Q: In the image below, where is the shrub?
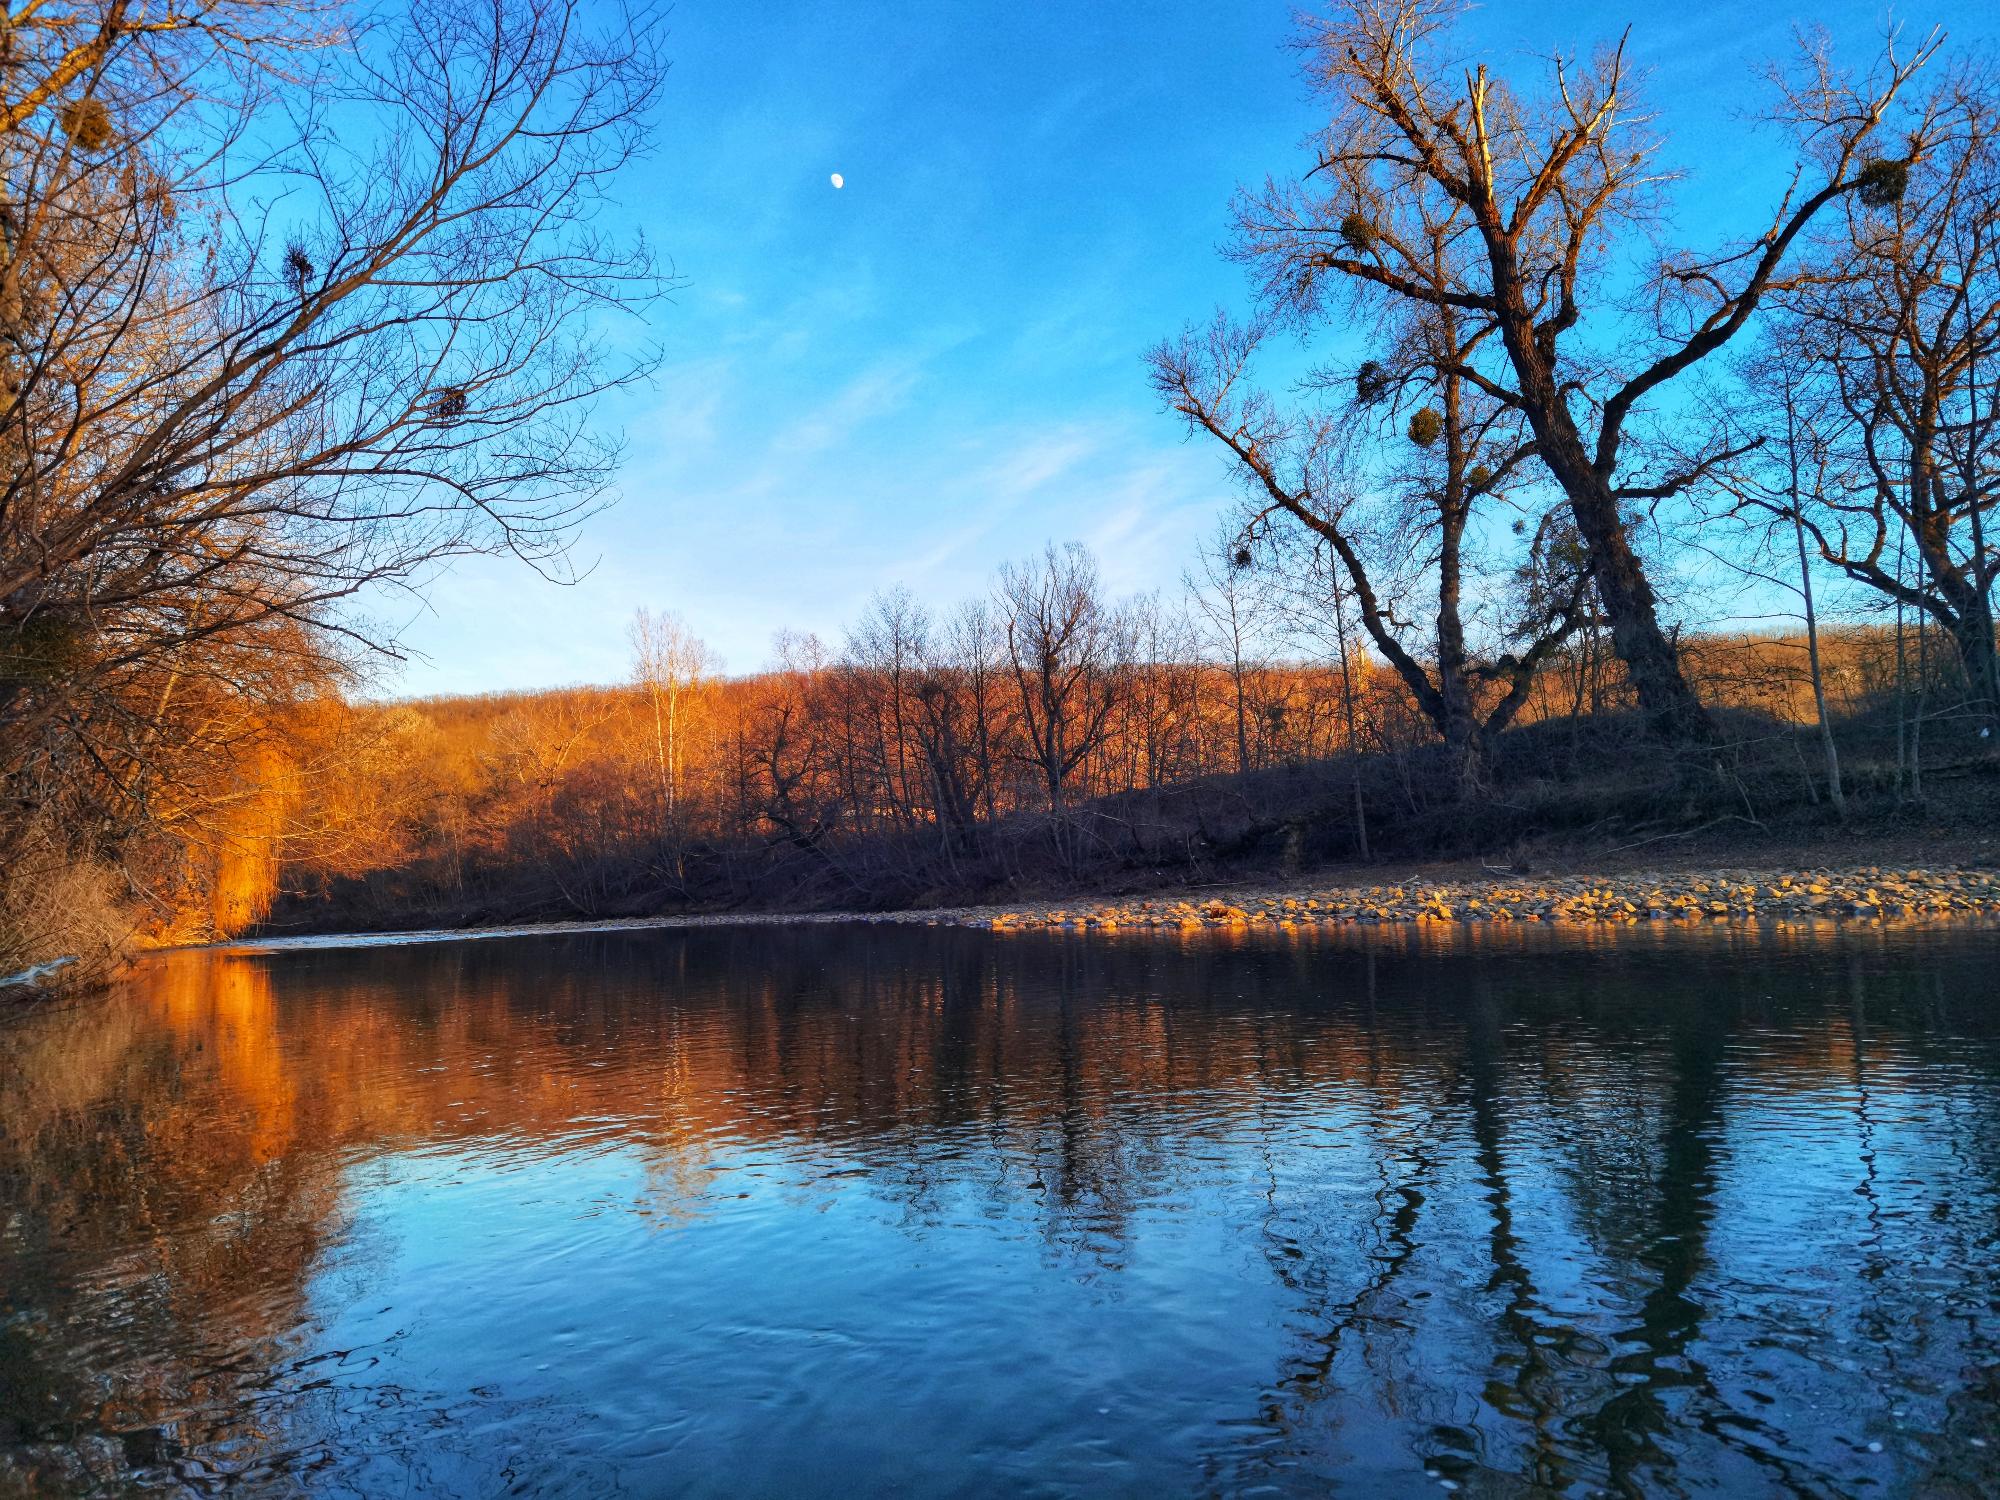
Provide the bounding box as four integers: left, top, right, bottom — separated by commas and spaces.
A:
0, 831, 133, 997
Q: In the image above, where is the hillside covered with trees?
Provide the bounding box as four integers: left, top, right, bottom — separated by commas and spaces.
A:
247, 561, 1990, 933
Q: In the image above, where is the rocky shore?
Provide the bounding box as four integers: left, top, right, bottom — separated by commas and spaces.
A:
960, 863, 2000, 933
216, 859, 2000, 957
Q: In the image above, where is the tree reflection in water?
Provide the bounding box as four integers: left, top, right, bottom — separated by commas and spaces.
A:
3, 923, 2000, 1496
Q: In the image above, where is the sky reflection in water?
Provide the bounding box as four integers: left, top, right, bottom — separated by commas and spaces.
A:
4, 922, 2000, 1497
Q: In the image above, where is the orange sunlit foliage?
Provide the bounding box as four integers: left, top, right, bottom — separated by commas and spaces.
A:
209, 617, 1945, 936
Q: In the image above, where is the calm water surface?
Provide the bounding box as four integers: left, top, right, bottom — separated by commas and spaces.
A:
4, 922, 2000, 1497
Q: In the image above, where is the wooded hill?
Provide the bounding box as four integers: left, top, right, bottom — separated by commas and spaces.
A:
241, 611, 1995, 936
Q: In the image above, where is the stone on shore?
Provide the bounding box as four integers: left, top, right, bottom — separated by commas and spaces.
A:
949, 864, 2000, 935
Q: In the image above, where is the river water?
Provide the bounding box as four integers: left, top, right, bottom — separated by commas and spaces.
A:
3, 922, 1998, 1497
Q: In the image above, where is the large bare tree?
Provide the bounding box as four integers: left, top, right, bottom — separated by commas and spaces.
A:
1220, 0, 1937, 742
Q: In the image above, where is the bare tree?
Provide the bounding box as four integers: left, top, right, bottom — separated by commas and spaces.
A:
943, 597, 1009, 824
744, 629, 843, 870
906, 603, 994, 862
1186, 521, 1275, 775
629, 608, 717, 822
1778, 64, 2000, 720
995, 542, 1129, 815
1216, 0, 1937, 741
1264, 541, 1373, 856
1120, 590, 1201, 788
0, 0, 666, 944
1154, 302, 1581, 790
1713, 337, 1850, 813
843, 587, 932, 838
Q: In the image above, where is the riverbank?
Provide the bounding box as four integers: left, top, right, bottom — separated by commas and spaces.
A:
963, 861, 2000, 932
193, 855, 2000, 957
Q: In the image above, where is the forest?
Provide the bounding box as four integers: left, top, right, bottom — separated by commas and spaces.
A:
252, 560, 1984, 936
2, 0, 1997, 981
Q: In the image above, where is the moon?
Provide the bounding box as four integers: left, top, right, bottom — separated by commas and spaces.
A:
830, 172, 844, 190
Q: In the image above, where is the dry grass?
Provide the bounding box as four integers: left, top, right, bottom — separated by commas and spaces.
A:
0, 830, 134, 997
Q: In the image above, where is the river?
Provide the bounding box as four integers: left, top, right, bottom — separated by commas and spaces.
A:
3, 922, 1998, 1496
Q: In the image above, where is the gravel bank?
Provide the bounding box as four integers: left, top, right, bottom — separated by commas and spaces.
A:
213, 862, 2000, 956
956, 864, 2000, 932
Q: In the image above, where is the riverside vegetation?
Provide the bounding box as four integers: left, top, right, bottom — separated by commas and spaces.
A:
243, 624, 2000, 945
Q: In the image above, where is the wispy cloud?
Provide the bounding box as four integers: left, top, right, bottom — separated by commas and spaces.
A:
368, 0, 1987, 698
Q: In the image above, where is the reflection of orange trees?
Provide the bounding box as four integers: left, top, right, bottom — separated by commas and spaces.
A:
6, 925, 1996, 1488
0, 965, 337, 1484
6, 922, 1975, 1283
27, 923, 1968, 1190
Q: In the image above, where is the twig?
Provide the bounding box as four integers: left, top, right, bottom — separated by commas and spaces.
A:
1608, 815, 1764, 853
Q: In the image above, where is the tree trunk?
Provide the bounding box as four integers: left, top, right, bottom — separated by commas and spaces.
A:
1560, 466, 1713, 743
1913, 606, 1928, 802
1792, 506, 1845, 817
1331, 588, 1369, 860
1231, 654, 1251, 775
1485, 246, 1715, 744
1779, 389, 1845, 817
1442, 707, 1486, 794
1946, 602, 2000, 725
1893, 548, 1910, 799
1432, 492, 1487, 796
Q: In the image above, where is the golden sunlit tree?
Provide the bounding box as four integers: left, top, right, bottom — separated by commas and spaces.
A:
0, 0, 667, 979
629, 607, 718, 822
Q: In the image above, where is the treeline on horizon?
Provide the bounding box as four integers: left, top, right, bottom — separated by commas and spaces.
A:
252, 546, 1978, 935
2, 0, 1998, 985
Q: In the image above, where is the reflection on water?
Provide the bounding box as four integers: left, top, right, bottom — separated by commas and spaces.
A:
4, 923, 2000, 1496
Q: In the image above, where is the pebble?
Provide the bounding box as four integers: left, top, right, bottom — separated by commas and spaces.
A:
953, 864, 2000, 934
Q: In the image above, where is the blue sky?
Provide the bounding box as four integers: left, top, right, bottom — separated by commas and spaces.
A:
378, 0, 1993, 698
